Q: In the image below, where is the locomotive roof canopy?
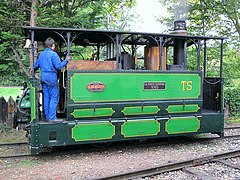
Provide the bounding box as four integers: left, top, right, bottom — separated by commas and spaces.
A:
23, 26, 227, 47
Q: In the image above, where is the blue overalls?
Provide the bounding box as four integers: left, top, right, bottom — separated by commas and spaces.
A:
34, 48, 68, 121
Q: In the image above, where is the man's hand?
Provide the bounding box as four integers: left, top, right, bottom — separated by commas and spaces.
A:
66, 55, 72, 61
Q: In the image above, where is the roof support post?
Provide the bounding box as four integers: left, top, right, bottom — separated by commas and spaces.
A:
67, 32, 71, 56
159, 37, 163, 70
131, 35, 134, 60
220, 39, 224, 113
220, 39, 224, 79
97, 44, 100, 60
31, 30, 35, 78
197, 39, 201, 71
203, 40, 207, 78
116, 34, 121, 69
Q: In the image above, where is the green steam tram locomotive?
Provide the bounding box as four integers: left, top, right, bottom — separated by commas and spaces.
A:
19, 21, 226, 154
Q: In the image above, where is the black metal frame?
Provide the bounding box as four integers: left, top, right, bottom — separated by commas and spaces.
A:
25, 26, 226, 74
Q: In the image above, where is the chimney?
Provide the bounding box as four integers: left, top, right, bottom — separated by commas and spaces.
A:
173, 20, 187, 70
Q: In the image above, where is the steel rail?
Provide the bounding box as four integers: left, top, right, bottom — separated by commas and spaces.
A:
203, 134, 240, 140
0, 126, 236, 146
0, 126, 237, 147
224, 126, 240, 130
0, 154, 33, 159
0, 132, 239, 159
99, 149, 240, 180
0, 142, 28, 147
0, 142, 31, 159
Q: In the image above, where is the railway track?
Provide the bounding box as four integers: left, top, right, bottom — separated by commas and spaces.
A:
224, 125, 240, 130
0, 141, 28, 146
100, 149, 240, 180
0, 141, 31, 159
0, 126, 239, 159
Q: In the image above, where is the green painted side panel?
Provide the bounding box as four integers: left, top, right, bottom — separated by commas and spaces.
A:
166, 117, 200, 134
30, 85, 36, 122
166, 104, 200, 113
70, 73, 201, 103
122, 106, 160, 115
121, 120, 160, 138
72, 123, 115, 141
71, 108, 115, 118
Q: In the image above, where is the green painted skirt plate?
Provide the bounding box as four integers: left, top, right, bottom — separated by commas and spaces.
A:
165, 117, 200, 134
72, 122, 115, 141
121, 120, 160, 138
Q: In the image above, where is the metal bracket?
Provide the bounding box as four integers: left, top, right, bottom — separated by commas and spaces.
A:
183, 99, 186, 110
93, 102, 96, 113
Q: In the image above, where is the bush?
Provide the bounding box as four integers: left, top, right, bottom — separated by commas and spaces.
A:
224, 86, 240, 116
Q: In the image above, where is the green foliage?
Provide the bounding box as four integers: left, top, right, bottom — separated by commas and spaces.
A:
36, 0, 136, 30
186, 41, 223, 77
36, 0, 136, 60
0, 1, 30, 86
158, 0, 240, 116
0, 32, 29, 86
159, 0, 240, 42
224, 86, 240, 116
225, 116, 240, 124
0, 87, 22, 100
186, 46, 198, 71
67, 45, 102, 60
0, 0, 136, 86
223, 46, 240, 81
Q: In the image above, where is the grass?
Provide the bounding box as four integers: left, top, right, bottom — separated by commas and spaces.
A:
0, 125, 46, 173
0, 124, 26, 143
0, 159, 41, 169
0, 86, 22, 100
225, 116, 240, 124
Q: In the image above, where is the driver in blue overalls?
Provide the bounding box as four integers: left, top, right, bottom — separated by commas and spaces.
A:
34, 37, 70, 122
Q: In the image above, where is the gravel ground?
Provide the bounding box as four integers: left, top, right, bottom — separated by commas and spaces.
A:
195, 162, 240, 180
146, 170, 200, 180
229, 157, 240, 166
0, 124, 239, 180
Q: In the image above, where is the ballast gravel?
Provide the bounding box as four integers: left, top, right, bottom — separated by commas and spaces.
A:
0, 124, 239, 180
195, 162, 240, 180
229, 157, 240, 166
146, 170, 200, 180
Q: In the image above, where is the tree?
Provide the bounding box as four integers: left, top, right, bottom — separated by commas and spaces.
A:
214, 0, 240, 40
0, 1, 31, 85
158, 0, 240, 42
0, 0, 136, 85
36, 0, 136, 30
158, 0, 240, 116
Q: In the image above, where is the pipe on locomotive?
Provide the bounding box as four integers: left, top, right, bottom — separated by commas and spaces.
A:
173, 20, 187, 70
